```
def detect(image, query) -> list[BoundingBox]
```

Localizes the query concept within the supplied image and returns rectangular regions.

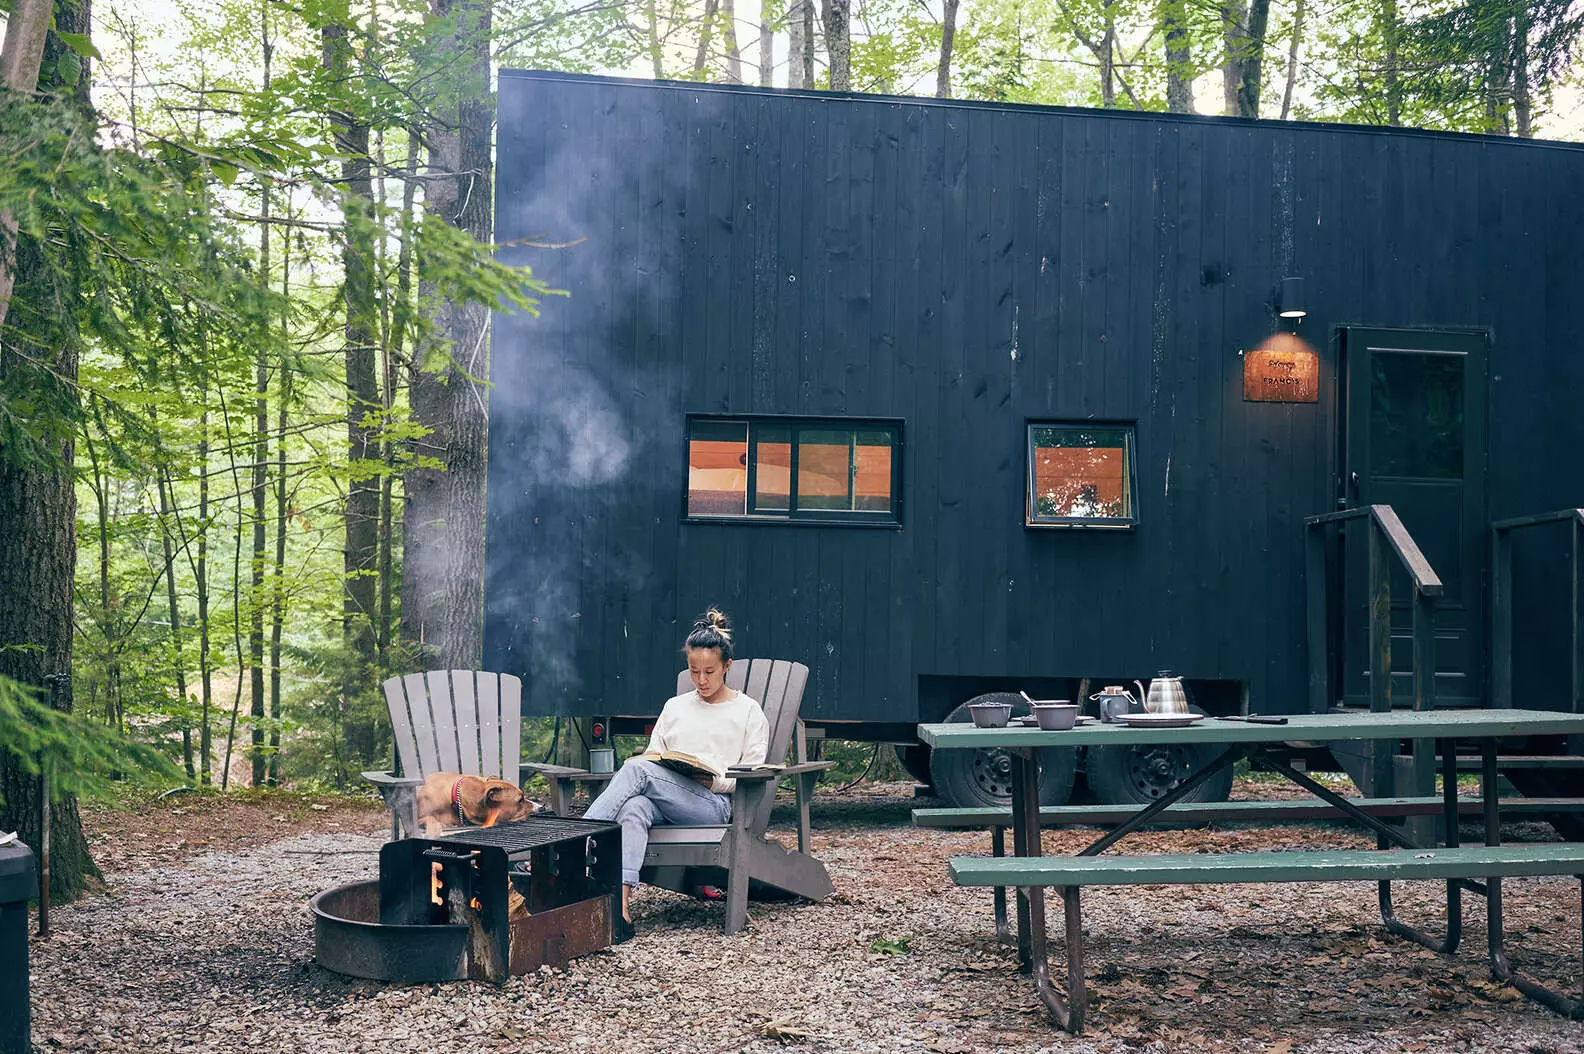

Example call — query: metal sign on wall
[1244,333,1319,403]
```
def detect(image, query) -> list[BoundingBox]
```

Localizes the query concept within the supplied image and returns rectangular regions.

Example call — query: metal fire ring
[310,880,469,983]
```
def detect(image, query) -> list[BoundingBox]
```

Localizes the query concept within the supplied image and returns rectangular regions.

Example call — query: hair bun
[703,607,732,641]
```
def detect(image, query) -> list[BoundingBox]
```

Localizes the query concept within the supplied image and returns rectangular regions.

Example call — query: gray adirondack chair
[524,658,835,934]
[362,671,527,839]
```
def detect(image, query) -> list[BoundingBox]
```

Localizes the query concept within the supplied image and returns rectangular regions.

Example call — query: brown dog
[415,772,544,835]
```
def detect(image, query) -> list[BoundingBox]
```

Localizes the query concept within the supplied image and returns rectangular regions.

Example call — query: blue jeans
[583,759,731,886]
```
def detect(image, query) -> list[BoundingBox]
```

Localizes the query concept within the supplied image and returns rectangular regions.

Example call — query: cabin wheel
[927,693,1078,809]
[1085,707,1234,806]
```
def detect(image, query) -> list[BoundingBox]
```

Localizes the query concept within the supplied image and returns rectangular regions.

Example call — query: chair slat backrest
[673,658,811,831]
[381,671,523,782]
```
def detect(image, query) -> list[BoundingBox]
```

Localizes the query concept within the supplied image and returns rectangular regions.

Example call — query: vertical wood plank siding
[487,72,1584,723]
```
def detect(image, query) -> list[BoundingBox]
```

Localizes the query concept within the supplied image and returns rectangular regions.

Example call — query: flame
[430,861,443,906]
[481,802,504,828]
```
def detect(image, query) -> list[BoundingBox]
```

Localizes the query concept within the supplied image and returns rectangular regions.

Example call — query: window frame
[1024,420,1140,530]
[684,414,904,528]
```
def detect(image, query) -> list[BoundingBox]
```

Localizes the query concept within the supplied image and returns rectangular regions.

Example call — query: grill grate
[425,816,611,853]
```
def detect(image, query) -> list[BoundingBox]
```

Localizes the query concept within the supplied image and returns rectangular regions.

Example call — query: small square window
[687,416,902,526]
[1026,423,1137,529]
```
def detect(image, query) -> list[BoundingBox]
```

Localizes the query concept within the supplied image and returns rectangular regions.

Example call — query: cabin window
[686,416,902,526]
[1026,423,1138,529]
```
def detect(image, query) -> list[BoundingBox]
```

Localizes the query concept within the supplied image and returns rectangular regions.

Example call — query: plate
[1010,715,1038,727]
[1114,713,1205,728]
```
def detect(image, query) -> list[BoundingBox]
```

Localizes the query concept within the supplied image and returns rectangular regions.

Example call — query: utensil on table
[1214,714,1289,724]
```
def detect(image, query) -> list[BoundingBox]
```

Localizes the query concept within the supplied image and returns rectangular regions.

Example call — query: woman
[583,608,769,942]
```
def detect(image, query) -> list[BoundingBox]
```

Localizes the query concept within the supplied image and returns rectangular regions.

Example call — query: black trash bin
[0,840,38,1054]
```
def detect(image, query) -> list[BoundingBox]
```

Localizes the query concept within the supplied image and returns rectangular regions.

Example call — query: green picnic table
[919,708,1584,1033]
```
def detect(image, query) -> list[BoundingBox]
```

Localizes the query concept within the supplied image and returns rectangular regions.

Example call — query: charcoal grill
[313,815,620,983]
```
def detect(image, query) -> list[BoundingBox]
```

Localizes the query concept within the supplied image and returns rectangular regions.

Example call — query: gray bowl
[1030,703,1079,731]
[968,702,1013,728]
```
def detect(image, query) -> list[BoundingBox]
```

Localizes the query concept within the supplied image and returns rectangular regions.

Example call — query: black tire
[1086,711,1235,806]
[927,693,1078,809]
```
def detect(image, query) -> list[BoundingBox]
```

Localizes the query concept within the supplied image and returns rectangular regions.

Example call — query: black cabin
[484,70,1584,748]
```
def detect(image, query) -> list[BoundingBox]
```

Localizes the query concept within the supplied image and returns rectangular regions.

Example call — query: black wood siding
[486,70,1584,723]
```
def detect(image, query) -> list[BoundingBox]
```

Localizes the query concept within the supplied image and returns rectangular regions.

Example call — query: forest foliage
[0,0,1580,814]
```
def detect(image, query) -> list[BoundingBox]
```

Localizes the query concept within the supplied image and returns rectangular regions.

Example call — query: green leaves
[55,31,102,61]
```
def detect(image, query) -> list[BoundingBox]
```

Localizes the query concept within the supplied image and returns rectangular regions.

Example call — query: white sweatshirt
[645,690,770,793]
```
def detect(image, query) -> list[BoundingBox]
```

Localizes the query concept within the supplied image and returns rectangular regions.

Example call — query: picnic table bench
[918,709,1584,1033]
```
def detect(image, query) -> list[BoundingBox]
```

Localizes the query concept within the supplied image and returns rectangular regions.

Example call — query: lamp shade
[1276,277,1306,319]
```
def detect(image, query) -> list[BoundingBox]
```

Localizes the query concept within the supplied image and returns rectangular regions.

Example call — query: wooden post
[1492,526,1512,709]
[1409,587,1437,844]
[1306,522,1329,713]
[1369,520,1393,798]
[1573,517,1584,716]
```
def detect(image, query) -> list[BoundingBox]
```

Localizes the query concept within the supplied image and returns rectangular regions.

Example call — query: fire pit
[313,815,621,983]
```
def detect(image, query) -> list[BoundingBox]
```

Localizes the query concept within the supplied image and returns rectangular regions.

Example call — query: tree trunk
[1221,0,1270,118]
[196,411,213,784]
[380,141,419,668]
[823,0,850,91]
[250,206,270,788]
[0,0,55,334]
[1281,0,1304,119]
[937,0,958,98]
[800,0,816,86]
[1381,0,1402,126]
[758,0,772,85]
[157,470,193,781]
[323,18,381,762]
[787,0,807,88]
[0,0,100,902]
[646,0,665,78]
[692,0,719,76]
[1099,10,1116,107]
[1162,0,1195,113]
[403,0,492,671]
[1512,7,1531,137]
[722,0,742,83]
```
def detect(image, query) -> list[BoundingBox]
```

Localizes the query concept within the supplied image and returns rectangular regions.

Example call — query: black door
[1340,327,1488,707]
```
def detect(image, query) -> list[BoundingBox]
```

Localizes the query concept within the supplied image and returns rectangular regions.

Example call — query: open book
[642,750,723,780]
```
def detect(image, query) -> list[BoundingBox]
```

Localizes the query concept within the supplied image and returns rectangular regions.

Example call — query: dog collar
[451,776,465,825]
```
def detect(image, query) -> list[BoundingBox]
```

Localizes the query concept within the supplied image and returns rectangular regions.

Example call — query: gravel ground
[27,784,1584,1054]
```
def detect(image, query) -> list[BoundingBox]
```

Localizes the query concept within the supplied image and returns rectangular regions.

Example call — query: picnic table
[918,708,1584,1033]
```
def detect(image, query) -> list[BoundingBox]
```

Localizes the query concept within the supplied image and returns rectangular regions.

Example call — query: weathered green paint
[911,796,1584,828]
[948,843,1584,887]
[918,708,1584,749]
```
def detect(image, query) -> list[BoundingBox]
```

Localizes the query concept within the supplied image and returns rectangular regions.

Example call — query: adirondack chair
[362,671,531,839]
[523,658,836,934]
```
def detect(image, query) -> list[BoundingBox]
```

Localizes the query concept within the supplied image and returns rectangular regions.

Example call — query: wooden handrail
[1305,505,1442,597]
[1490,509,1584,712]
[1304,504,1443,803]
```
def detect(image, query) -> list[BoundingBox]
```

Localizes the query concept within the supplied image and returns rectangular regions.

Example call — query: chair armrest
[361,771,423,788]
[780,761,836,777]
[724,768,782,782]
[520,762,596,780]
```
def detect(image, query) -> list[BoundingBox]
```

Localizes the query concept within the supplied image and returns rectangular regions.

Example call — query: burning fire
[430,862,443,906]
[481,803,503,828]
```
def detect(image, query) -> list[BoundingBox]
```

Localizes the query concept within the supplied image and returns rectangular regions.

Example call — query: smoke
[485,79,697,707]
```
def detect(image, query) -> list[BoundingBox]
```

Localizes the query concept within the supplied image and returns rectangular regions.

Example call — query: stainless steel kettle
[1137,672,1190,715]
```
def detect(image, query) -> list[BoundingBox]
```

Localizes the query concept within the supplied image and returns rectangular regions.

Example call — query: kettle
[1136,672,1190,715]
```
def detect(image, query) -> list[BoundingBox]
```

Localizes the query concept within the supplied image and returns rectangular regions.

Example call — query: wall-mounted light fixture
[1275,277,1307,320]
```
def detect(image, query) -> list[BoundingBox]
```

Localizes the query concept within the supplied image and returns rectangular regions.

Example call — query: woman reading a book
[583,608,770,942]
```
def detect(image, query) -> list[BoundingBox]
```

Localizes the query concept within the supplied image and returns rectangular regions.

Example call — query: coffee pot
[1137,672,1191,715]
